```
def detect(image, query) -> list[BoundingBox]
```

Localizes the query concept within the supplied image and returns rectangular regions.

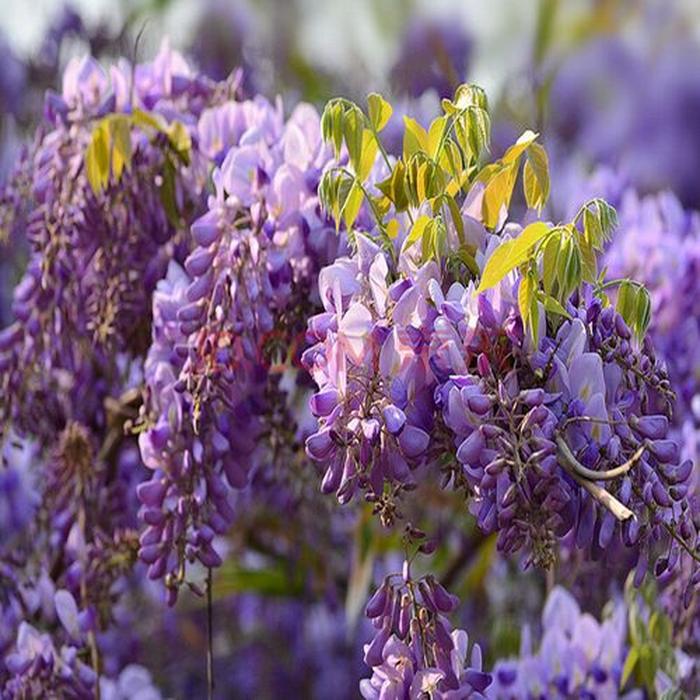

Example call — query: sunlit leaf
[109,115,132,181]
[477,221,550,292]
[523,143,550,211]
[428,116,448,158]
[403,215,431,250]
[167,120,192,164]
[342,181,364,231]
[403,115,428,160]
[377,161,408,211]
[620,647,639,689]
[358,129,378,181]
[481,163,516,229]
[367,92,392,132]
[85,120,110,194]
[502,129,538,165]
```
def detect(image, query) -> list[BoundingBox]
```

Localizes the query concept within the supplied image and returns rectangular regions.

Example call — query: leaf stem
[206,567,214,700]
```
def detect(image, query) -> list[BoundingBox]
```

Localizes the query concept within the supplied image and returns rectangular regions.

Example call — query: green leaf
[320,99,347,157]
[580,198,618,248]
[403,115,428,160]
[358,128,378,181]
[367,92,392,132]
[85,120,111,194]
[344,108,364,174]
[615,280,650,339]
[481,163,516,229]
[542,234,559,295]
[342,181,363,231]
[559,235,582,301]
[639,644,656,690]
[443,193,465,245]
[620,646,639,689]
[523,143,550,211]
[477,221,550,292]
[518,271,540,342]
[167,120,192,164]
[214,563,302,598]
[541,294,571,318]
[445,83,489,113]
[159,157,180,227]
[454,245,480,277]
[109,115,132,181]
[502,129,538,165]
[579,237,598,283]
[403,215,431,250]
[131,107,163,132]
[377,161,409,211]
[428,115,448,158]
[636,286,652,338]
[428,216,447,263]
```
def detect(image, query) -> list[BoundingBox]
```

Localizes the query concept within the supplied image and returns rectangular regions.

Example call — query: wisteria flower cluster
[361,559,491,698]
[135,91,346,600]
[488,585,630,698]
[308,87,699,590]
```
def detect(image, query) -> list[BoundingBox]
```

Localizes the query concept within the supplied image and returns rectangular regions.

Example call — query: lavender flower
[136,95,344,599]
[487,586,632,698]
[360,561,491,699]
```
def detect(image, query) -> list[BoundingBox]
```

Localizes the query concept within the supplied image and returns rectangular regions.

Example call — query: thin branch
[206,567,215,700]
[556,436,646,482]
[661,522,700,565]
[556,437,635,522]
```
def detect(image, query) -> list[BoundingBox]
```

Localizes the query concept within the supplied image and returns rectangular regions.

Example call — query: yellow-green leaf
[518,272,535,327]
[502,129,539,164]
[131,108,163,132]
[523,142,550,211]
[86,120,111,194]
[541,294,571,318]
[109,115,132,181]
[167,120,192,164]
[403,116,428,160]
[377,161,408,211]
[580,237,597,283]
[367,93,392,133]
[358,129,378,181]
[620,647,639,689]
[477,221,550,292]
[403,215,431,250]
[542,233,559,295]
[342,181,363,231]
[344,109,364,174]
[428,116,448,158]
[482,163,516,229]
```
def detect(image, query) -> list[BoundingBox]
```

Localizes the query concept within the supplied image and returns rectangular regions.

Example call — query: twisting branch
[555,436,635,522]
[556,436,646,482]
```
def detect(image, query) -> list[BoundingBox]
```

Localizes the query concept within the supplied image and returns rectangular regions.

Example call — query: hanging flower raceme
[0,40,240,444]
[361,559,491,699]
[0,43,239,695]
[135,94,347,601]
[306,85,700,598]
[601,185,700,464]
